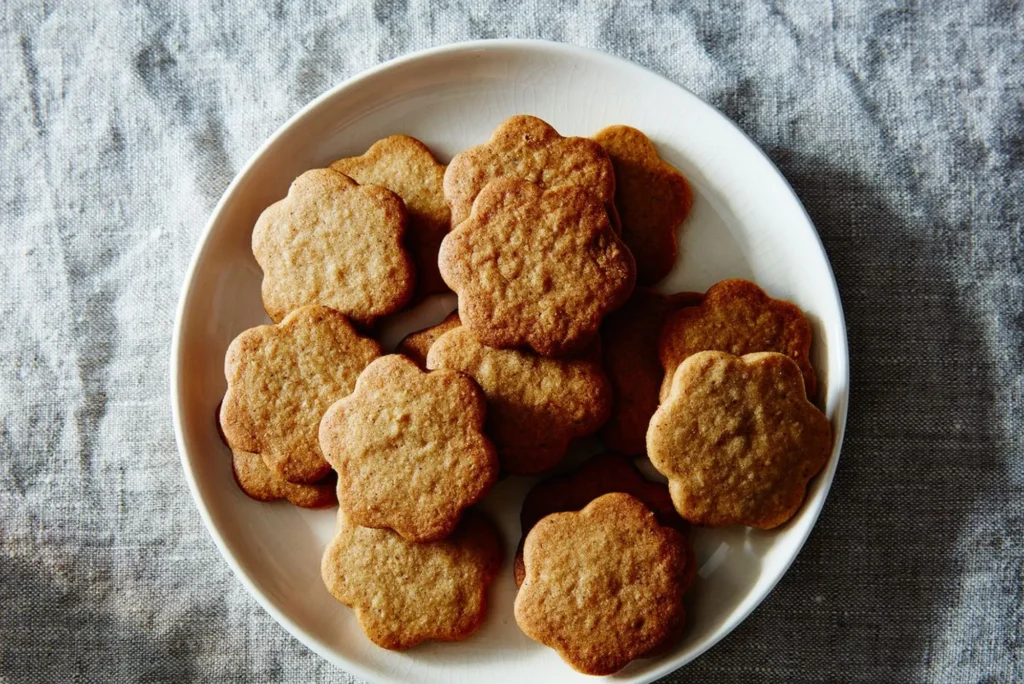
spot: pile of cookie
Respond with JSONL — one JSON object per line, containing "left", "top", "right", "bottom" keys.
{"left": 216, "top": 115, "right": 832, "bottom": 675}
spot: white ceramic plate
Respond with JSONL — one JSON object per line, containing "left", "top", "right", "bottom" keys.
{"left": 171, "top": 39, "right": 849, "bottom": 684}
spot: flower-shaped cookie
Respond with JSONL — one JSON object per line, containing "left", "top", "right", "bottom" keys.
{"left": 659, "top": 278, "right": 817, "bottom": 400}
{"left": 444, "top": 114, "right": 617, "bottom": 227}
{"left": 220, "top": 305, "right": 381, "bottom": 483}
{"left": 252, "top": 168, "right": 415, "bottom": 324}
{"left": 230, "top": 449, "right": 337, "bottom": 508}
{"left": 599, "top": 288, "right": 703, "bottom": 456}
{"left": 322, "top": 509, "right": 502, "bottom": 650}
{"left": 439, "top": 177, "right": 635, "bottom": 357}
{"left": 426, "top": 327, "right": 612, "bottom": 475}
{"left": 593, "top": 125, "right": 693, "bottom": 285}
{"left": 514, "top": 492, "right": 690, "bottom": 676}
{"left": 319, "top": 354, "right": 498, "bottom": 542}
{"left": 648, "top": 351, "right": 832, "bottom": 528}
{"left": 513, "top": 452, "right": 693, "bottom": 588}
{"left": 331, "top": 135, "right": 450, "bottom": 297}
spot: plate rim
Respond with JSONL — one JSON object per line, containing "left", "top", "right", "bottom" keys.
{"left": 170, "top": 37, "right": 850, "bottom": 683}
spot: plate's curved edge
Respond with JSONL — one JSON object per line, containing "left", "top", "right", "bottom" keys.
{"left": 170, "top": 38, "right": 852, "bottom": 684}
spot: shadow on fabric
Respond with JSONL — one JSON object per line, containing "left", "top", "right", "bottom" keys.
{"left": 0, "top": 552, "right": 200, "bottom": 682}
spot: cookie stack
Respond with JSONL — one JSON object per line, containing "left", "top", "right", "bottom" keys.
{"left": 216, "top": 115, "right": 832, "bottom": 675}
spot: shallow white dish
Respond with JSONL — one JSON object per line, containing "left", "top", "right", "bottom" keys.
{"left": 171, "top": 39, "right": 849, "bottom": 684}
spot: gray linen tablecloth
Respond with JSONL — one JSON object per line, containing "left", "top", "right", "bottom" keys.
{"left": 2, "top": 1, "right": 1021, "bottom": 682}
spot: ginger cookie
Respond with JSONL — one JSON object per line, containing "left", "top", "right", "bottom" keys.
{"left": 599, "top": 288, "right": 702, "bottom": 455}
{"left": 215, "top": 404, "right": 338, "bottom": 507}
{"left": 514, "top": 492, "right": 690, "bottom": 676}
{"left": 513, "top": 452, "right": 692, "bottom": 588}
{"left": 439, "top": 177, "right": 635, "bottom": 357}
{"left": 394, "top": 311, "right": 461, "bottom": 368}
{"left": 648, "top": 351, "right": 832, "bottom": 529}
{"left": 220, "top": 305, "right": 381, "bottom": 484}
{"left": 319, "top": 354, "right": 498, "bottom": 542}
{"left": 659, "top": 279, "right": 817, "bottom": 401}
{"left": 321, "top": 508, "right": 502, "bottom": 650}
{"left": 426, "top": 327, "right": 612, "bottom": 475}
{"left": 331, "top": 136, "right": 450, "bottom": 297}
{"left": 230, "top": 449, "right": 337, "bottom": 508}
{"left": 252, "top": 168, "right": 415, "bottom": 324}
{"left": 444, "top": 114, "right": 617, "bottom": 229}
{"left": 593, "top": 125, "right": 693, "bottom": 285}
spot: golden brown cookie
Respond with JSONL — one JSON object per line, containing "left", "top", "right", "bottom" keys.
{"left": 659, "top": 279, "right": 817, "bottom": 401}
{"left": 426, "top": 327, "right": 612, "bottom": 475}
{"left": 593, "top": 125, "right": 693, "bottom": 285}
{"left": 230, "top": 449, "right": 337, "bottom": 508}
{"left": 321, "top": 508, "right": 502, "bottom": 650}
{"left": 514, "top": 492, "right": 690, "bottom": 676}
{"left": 215, "top": 401, "right": 337, "bottom": 507}
{"left": 331, "top": 136, "right": 450, "bottom": 297}
{"left": 220, "top": 305, "right": 381, "bottom": 484}
{"left": 648, "top": 351, "right": 832, "bottom": 528}
{"left": 513, "top": 452, "right": 692, "bottom": 588}
{"left": 394, "top": 312, "right": 461, "bottom": 368}
{"left": 599, "top": 288, "right": 703, "bottom": 455}
{"left": 252, "top": 168, "right": 415, "bottom": 324}
{"left": 444, "top": 114, "right": 617, "bottom": 229}
{"left": 318, "top": 354, "right": 498, "bottom": 542}
{"left": 439, "top": 177, "right": 635, "bottom": 357}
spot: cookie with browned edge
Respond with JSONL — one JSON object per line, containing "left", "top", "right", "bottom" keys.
{"left": 395, "top": 311, "right": 461, "bottom": 368}
{"left": 331, "top": 136, "right": 450, "bottom": 297}
{"left": 439, "top": 177, "right": 635, "bottom": 357}
{"left": 515, "top": 492, "right": 690, "bottom": 676}
{"left": 252, "top": 168, "right": 415, "bottom": 324}
{"left": 599, "top": 288, "right": 702, "bottom": 455}
{"left": 444, "top": 115, "right": 617, "bottom": 229}
{"left": 322, "top": 508, "right": 502, "bottom": 650}
{"left": 513, "top": 452, "right": 692, "bottom": 588}
{"left": 593, "top": 125, "right": 693, "bottom": 285}
{"left": 220, "top": 305, "right": 381, "bottom": 483}
{"left": 319, "top": 354, "right": 498, "bottom": 542}
{"left": 659, "top": 279, "right": 817, "bottom": 401}
{"left": 648, "top": 351, "right": 832, "bottom": 528}
{"left": 426, "top": 327, "right": 612, "bottom": 475}
{"left": 215, "top": 401, "right": 337, "bottom": 507}
{"left": 230, "top": 449, "right": 337, "bottom": 508}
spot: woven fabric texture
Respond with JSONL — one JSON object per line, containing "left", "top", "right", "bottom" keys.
{"left": 1, "top": 1, "right": 1021, "bottom": 681}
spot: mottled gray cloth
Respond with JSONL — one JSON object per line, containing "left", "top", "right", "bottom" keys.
{"left": 1, "top": 1, "right": 1021, "bottom": 682}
